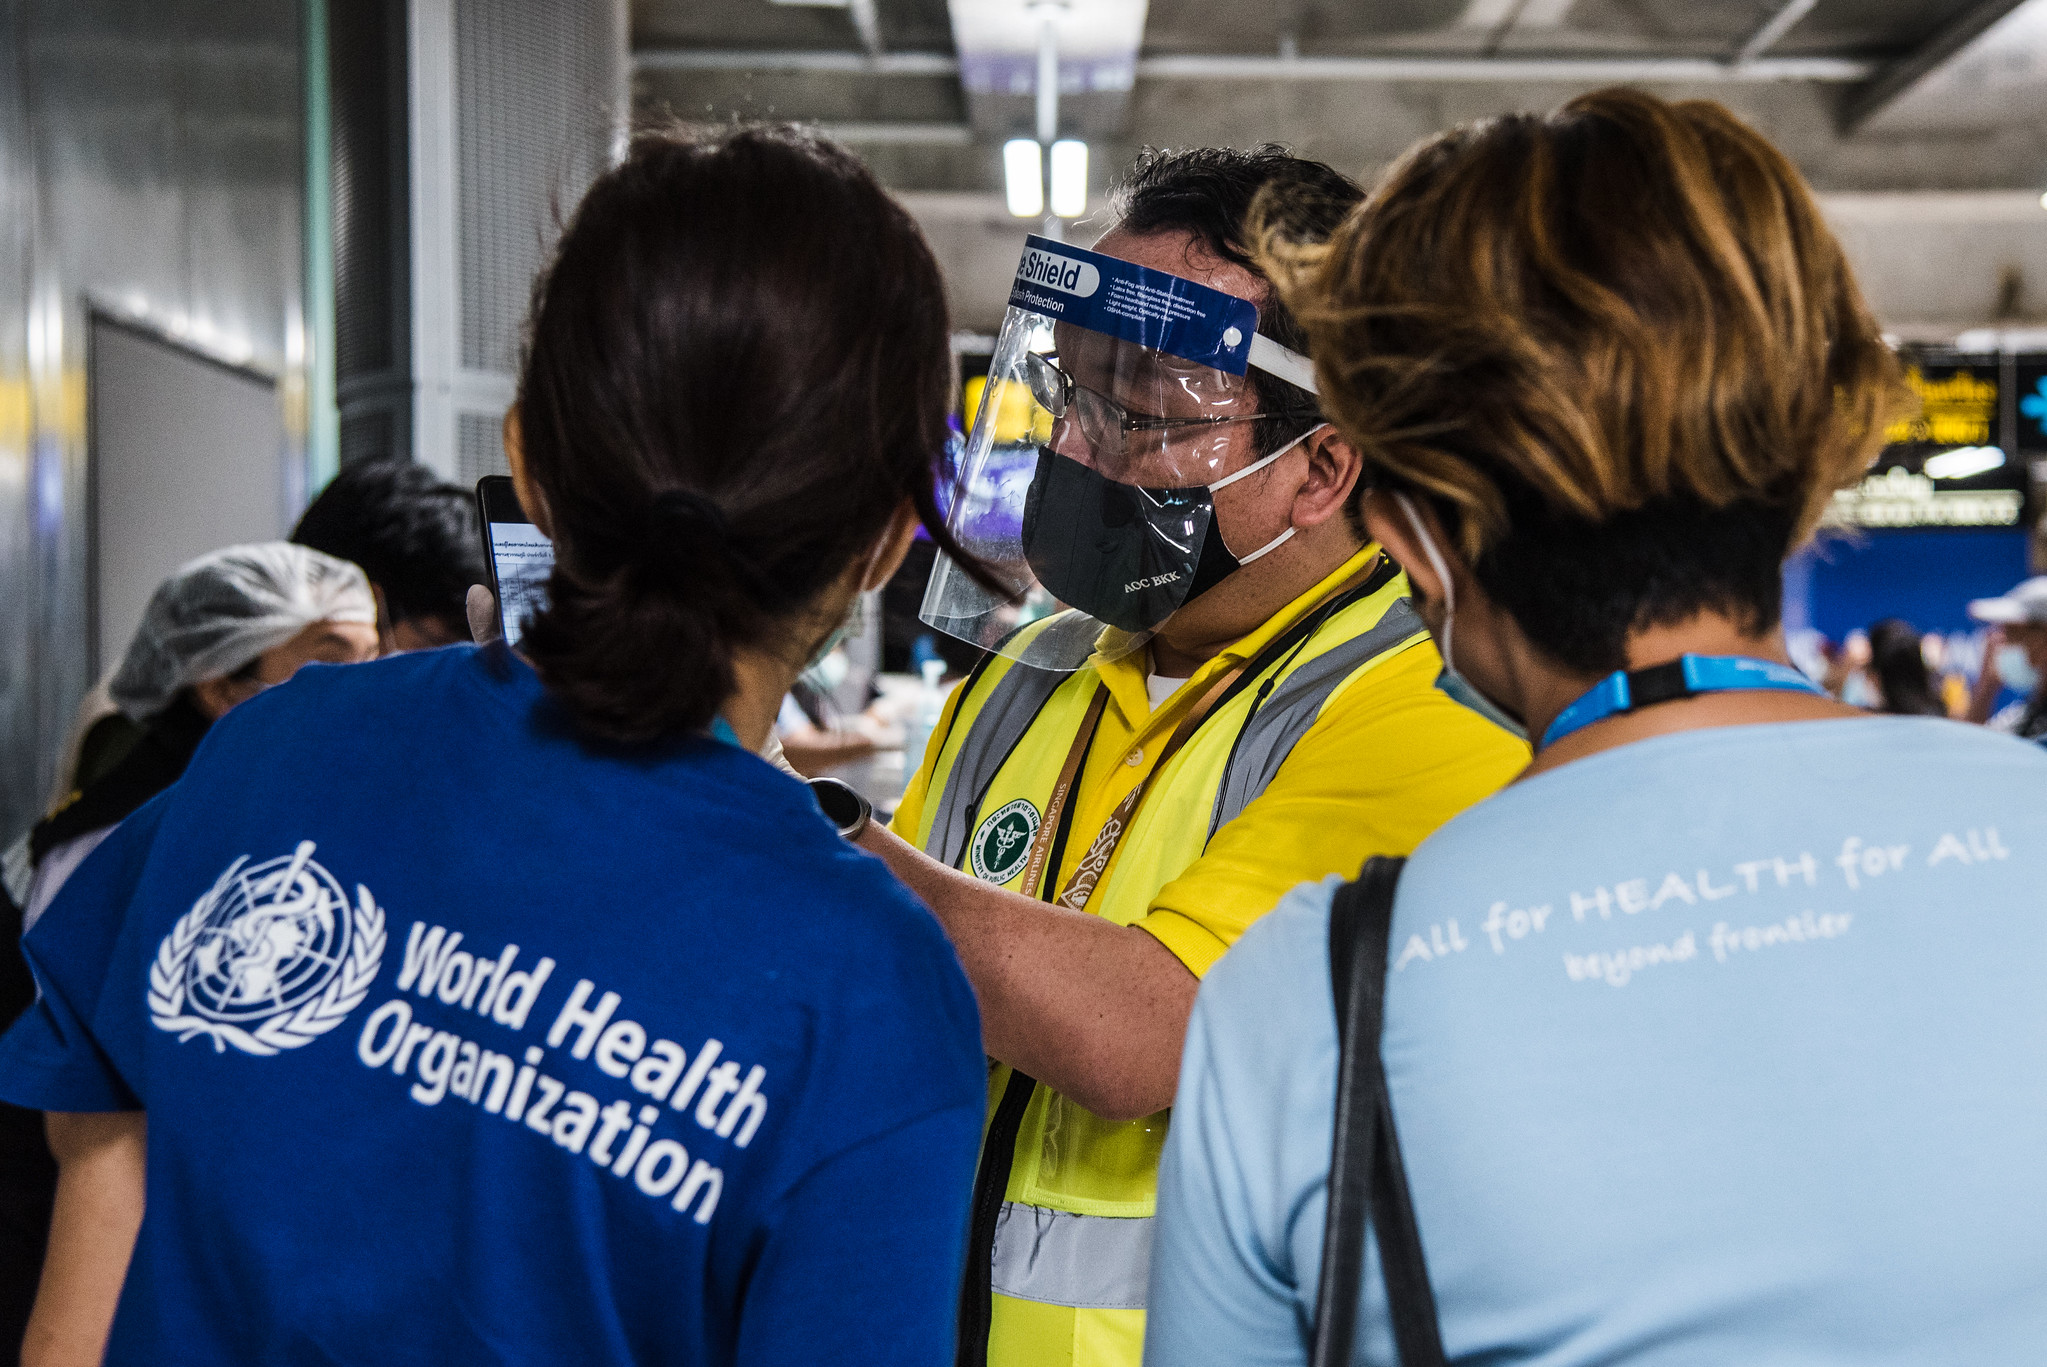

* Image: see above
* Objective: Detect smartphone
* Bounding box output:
[476,476,554,649]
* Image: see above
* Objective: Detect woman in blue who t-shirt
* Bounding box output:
[2,127,992,1366]
[1145,89,2047,1365]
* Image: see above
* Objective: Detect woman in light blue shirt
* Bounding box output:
[1146,87,2047,1366]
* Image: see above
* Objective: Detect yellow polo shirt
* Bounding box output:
[894,545,1529,975]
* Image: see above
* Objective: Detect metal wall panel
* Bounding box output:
[331,0,411,466]
[88,316,286,675]
[455,409,506,485]
[0,1,35,850]
[0,0,304,843]
[413,0,625,478]
[456,0,619,375]
[337,0,623,481]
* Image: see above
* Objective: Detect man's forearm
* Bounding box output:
[859,823,1194,1120]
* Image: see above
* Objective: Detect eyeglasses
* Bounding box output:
[1024,352,1314,461]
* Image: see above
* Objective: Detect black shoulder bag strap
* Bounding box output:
[1311,856,1448,1367]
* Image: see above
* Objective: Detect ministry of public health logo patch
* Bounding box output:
[970,799,1040,885]
[148,841,385,1057]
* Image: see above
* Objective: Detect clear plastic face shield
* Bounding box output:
[922,235,1323,672]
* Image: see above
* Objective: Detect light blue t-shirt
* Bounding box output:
[1149,717,2047,1366]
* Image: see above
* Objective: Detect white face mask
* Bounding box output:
[1208,424,1324,566]
[1997,642,2040,695]
[803,646,851,693]
[1392,493,1528,741]
[802,538,890,677]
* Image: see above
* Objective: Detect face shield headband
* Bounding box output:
[922,234,1325,672]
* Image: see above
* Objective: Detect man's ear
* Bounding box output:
[1359,487,1448,607]
[503,406,554,540]
[862,500,922,592]
[1291,425,1363,531]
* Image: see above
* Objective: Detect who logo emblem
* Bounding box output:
[970,799,1040,885]
[148,841,385,1057]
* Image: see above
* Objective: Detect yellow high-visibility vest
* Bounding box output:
[897,547,1528,1367]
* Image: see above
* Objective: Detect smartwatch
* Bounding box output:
[807,777,872,841]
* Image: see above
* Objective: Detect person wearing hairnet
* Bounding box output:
[0,542,375,1363]
[38,467,473,825]
[15,543,377,927]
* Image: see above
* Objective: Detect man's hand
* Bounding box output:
[856,823,1196,1121]
[25,1112,145,1367]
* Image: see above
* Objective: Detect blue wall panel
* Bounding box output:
[1784,528,2032,640]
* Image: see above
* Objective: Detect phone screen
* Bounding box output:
[476,477,554,649]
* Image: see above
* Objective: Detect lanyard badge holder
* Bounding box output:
[920,235,1324,674]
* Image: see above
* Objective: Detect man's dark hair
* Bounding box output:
[292,458,485,632]
[1112,145,1363,455]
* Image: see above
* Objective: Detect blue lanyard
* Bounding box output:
[1541,654,1825,749]
[709,716,741,747]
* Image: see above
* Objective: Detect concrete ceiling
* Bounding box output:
[631,0,2047,332]
[632,0,2047,195]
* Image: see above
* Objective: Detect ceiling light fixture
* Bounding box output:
[1004,138,1044,218]
[1922,445,2007,480]
[1049,139,1087,218]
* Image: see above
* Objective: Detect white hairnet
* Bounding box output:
[108,542,377,719]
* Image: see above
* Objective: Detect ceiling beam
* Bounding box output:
[847,0,882,57]
[1733,0,1820,66]
[633,49,960,75]
[807,121,974,143]
[632,48,1874,83]
[1839,0,2034,133]
[670,119,974,144]
[1133,52,1873,81]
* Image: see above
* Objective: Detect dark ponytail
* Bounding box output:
[515,125,991,745]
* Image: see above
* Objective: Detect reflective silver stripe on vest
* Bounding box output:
[927,596,1425,865]
[1207,597,1426,840]
[926,660,1067,868]
[989,1202,1152,1311]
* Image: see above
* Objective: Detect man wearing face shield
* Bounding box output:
[853,148,1529,1367]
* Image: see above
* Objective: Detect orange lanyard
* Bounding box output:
[1041,665,1247,911]
[1017,685,1110,905]
[1016,554,1389,913]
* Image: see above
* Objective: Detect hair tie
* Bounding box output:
[650,488,730,545]
[639,487,788,608]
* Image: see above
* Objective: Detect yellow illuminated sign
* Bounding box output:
[1882,365,1997,447]
[962,374,1052,446]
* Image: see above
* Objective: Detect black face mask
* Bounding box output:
[1019,448,1245,634]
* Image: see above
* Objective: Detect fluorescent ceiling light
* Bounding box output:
[1922,445,2007,480]
[1050,139,1087,218]
[1004,139,1044,218]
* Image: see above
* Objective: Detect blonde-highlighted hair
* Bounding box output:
[1260,88,1910,572]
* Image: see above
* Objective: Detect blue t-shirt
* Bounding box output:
[0,645,985,1366]
[1149,717,2047,1366]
